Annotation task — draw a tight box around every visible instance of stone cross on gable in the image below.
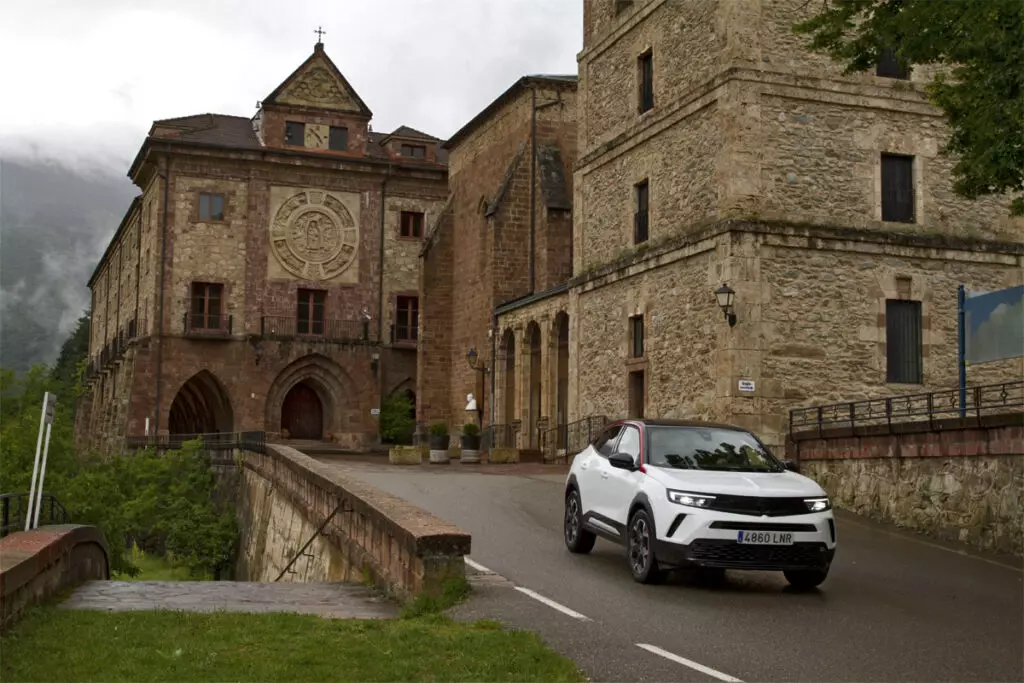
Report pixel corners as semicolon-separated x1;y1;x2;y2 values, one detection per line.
314;26;326;43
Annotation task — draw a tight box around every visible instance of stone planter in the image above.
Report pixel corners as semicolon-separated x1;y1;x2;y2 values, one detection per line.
489;447;519;464
388;445;422;465
428;434;450;464
460;434;481;464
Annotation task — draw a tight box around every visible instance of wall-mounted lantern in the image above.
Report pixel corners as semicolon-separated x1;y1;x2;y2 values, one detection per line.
370;351;380;375
466;347;489;374
715;283;737;327
360;307;372;341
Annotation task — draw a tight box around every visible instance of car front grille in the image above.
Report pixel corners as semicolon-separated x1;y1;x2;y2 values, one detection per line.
706;495;809;517
709;521;817;532
688;539;831;569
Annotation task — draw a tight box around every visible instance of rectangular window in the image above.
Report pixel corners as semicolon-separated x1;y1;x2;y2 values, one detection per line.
400;211;424;239
876;46;910;79
395;295;419;342
285;121;305;146
886;299;923;384
329;126;348;151
634;179;649;244
198;193;225;221
628;370;645;419
629;314;644;358
638;50;654;113
881;154;915;223
297;289;326;335
190;282;223;330
400;144;426;159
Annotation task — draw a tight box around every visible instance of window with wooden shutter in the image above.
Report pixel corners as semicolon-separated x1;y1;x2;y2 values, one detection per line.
400;211;424;239
297;289;326;335
395;295;419;342
886;299;923;383
881;154;915;223
190;282;223;330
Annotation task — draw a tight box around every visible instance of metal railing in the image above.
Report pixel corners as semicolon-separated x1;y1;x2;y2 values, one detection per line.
184;312;233;337
789;381;1023;439
260;315;375;343
125;430;266;453
538;415;609;461
1;493;68;538
484;423;520;450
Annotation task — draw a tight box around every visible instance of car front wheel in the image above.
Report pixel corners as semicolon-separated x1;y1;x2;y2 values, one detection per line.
564;490;596;554
783;568;829;590
627;508;663;584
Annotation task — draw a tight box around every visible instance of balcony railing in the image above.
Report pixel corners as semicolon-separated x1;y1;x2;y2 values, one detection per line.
789;381;1024;439
260;315;375;343
184;312;233;337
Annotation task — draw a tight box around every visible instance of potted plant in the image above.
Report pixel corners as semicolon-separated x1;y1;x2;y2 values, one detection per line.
427;422;450;464
460;423;481;464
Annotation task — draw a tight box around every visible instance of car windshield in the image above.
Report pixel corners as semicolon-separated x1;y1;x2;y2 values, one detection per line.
646;426;783;472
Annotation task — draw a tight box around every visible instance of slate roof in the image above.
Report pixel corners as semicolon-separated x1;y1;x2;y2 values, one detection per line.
387;125;438;141
150;114;261;149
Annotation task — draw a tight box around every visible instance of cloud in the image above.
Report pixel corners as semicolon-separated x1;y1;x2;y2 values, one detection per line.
0;0;582;174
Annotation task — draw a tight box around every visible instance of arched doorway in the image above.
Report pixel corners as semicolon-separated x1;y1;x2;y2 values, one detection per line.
168;370;234;435
554;312;569;450
502;329;516;431
282;381;324;440
527;321;542;448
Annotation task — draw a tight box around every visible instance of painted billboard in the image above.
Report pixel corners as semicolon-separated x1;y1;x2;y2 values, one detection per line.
964;285;1024;364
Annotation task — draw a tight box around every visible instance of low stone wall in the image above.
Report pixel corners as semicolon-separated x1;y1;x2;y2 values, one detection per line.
791;417;1023;556
0;525;110;631
235;444;471;599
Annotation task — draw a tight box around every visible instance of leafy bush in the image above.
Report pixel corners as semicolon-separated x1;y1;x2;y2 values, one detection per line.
462;423;480;437
428;422;449;437
379;392;415;445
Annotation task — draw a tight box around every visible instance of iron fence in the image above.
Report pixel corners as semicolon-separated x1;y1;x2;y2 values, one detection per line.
540;415;607;461
1;493;68;538
789;380;1023;439
260;315;375;343
125;430;267;453
484;423;520;451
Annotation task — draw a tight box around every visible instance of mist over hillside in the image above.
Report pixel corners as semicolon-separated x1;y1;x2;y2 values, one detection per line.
0;158;137;372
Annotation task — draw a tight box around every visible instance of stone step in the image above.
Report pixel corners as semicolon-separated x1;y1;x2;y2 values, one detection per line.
59;580;399;619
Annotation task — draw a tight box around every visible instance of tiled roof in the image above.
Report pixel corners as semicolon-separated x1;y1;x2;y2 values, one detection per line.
150;114;261;149
388;125;438;141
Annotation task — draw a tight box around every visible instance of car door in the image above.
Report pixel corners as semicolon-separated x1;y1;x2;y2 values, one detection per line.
600;424;643;529
577;424;622;522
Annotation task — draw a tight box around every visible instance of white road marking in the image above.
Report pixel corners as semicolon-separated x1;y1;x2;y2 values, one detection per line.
464;557;493;573
636;643;743;682
514;586;592;621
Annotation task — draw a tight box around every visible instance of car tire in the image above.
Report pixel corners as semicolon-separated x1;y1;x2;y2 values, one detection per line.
564;490;596;554
627;508;663;584
783;568;829;590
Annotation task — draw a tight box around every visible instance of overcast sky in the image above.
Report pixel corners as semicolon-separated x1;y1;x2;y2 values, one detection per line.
0;0;582;176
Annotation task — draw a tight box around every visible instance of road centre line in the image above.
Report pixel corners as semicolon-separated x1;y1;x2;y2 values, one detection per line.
513;586;592;622
636;643;743;682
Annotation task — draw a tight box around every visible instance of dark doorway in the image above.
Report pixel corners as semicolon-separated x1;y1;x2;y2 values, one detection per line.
282;381;324;440
527;322;542;448
628;370;645;419
555;313;569;450
168;370;233;435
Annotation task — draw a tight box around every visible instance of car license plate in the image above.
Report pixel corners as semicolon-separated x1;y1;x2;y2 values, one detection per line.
737;530;793;545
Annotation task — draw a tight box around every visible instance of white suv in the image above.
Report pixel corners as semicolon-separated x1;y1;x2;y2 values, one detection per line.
563;419;836;589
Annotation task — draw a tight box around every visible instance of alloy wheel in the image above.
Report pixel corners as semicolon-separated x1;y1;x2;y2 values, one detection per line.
565;495;580;544
629;516;650;574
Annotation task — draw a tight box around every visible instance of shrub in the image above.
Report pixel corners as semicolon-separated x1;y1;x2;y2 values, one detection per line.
379;392;415;445
428;422;449;437
462;423;480;436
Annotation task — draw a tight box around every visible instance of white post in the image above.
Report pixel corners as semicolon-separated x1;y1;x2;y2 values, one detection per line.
24;392;51;532
31;420;54;529
145;417;150;437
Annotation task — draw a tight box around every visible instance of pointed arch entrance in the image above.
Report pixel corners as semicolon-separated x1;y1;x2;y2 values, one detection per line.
168;370;234;435
282;381;324;439
554;312;569;450
502;329;516;427
526;321;542;448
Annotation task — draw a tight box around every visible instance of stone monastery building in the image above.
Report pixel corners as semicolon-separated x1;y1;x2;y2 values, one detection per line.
80;0;1023;457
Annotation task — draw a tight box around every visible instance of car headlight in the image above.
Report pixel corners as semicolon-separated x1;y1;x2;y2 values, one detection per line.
804;497;831;512
667;490;716;508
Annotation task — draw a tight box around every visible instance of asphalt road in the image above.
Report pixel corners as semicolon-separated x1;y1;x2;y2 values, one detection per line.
318;459;1024;683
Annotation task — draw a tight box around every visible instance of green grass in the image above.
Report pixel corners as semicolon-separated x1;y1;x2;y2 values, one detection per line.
116;544;211;582
400;576;472;618
1;608;586;682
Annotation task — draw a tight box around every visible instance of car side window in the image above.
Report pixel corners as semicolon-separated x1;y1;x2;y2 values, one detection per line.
593;425;622;458
616;426;641;464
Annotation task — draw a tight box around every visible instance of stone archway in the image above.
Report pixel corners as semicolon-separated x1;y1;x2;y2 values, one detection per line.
502;329;516;427
554;312;569;450
526;321;542;448
266;354;352;441
168;370;234;435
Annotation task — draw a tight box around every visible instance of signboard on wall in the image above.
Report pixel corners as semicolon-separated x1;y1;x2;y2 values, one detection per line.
964;285;1024;364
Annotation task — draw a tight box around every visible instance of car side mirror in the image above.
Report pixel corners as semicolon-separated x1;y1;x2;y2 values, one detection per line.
608;452;637;471
782;460;800;473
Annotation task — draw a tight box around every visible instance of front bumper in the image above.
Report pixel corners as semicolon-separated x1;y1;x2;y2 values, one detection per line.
651;506;837;571
654;538;835;571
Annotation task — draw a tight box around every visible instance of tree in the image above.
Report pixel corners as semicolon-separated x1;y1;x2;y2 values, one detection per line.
794;0;1024;215
51;310;90;391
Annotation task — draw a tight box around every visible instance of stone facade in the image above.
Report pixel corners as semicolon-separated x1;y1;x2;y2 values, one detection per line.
78;42;447;452
417;76;577;434
482;0;1023;457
